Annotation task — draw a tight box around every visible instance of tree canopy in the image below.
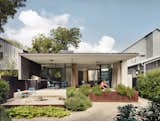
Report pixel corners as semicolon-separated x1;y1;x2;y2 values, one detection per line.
29;27;81;53
0;0;26;32
28;34;55;53
51;27;81;50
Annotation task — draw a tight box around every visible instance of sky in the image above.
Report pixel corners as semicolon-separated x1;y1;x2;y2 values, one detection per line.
1;0;160;52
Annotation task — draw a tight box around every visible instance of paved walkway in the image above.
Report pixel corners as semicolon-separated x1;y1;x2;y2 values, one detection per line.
12;98;149;121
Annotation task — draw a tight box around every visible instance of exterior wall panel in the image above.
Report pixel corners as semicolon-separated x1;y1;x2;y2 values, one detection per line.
123;37;147;66
153;30;160;56
146;33;153;58
0;38;23;70
20;57;41;80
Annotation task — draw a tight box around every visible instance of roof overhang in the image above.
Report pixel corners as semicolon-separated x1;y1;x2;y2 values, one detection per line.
19;53;138;65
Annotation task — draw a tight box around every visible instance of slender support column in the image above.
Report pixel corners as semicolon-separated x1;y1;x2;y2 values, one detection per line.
83;68;88;82
18;55;22;80
62;64;66;81
99;64;102;81
72;63;78;87
143;63;146;76
112;62;121;88
120;61;128;87
65;65;72;86
112;61;129;88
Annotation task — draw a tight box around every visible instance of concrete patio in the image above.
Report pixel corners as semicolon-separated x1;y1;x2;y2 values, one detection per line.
2;89;66;107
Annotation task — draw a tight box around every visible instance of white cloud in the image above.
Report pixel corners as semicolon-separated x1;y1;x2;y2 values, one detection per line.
2;9;116;53
69;36;116;53
3;10;70;46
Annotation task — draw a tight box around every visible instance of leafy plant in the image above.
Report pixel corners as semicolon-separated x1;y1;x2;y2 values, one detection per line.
0;70;18;77
116;84;134;98
137;69;160;101
115;104;137;121
66;86;77;98
138;102;160;121
7;106;70;119
91;84;103;96
0;106;11;121
115;102;160;121
0;79;9;103
116;84;127;95
79;84;91;96
65;92;92;111
65;86;92;111
105;87;111;93
126;87;134;98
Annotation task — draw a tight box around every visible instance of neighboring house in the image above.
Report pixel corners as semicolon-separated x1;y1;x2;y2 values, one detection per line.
0;37;24;70
123;28;160;85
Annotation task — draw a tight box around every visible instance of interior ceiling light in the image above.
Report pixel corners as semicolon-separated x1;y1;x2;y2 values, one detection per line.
49;59;54;62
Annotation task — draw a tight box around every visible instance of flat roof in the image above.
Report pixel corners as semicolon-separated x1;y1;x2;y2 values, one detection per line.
19;53;138;65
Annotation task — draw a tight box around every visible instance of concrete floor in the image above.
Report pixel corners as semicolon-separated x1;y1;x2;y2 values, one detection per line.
3;89;66;107
12;98;149;121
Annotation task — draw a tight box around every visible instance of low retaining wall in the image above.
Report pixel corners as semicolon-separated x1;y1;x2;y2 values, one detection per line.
89;91;138;102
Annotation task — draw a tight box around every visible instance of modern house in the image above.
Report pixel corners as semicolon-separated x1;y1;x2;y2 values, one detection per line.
18;52;137;88
0;37;24;71
123;28;160;86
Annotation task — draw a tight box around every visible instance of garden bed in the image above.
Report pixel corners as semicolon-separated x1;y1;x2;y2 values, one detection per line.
89;91;138;102
7;106;70;119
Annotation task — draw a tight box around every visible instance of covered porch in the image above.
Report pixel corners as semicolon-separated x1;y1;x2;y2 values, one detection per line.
18;53;137;89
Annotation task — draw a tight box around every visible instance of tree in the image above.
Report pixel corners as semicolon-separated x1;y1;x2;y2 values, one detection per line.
29;34;55;53
29;27;81;53
50;27;81;50
0;0;26;32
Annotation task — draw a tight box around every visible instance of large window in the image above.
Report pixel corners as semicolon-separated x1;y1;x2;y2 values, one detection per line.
146;60;159;71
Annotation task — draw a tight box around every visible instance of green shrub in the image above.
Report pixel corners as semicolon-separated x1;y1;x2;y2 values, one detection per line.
0;79;9;103
138;102;160;121
66;87;77;98
0;70;18;77
91;84;103;96
65;86;92;111
116;84;127;95
105;87;111;93
116;102;160;121
115;104;137;121
116;84;134;98
126;87;134;98
137;69;160;101
7;106;70;119
79;84;91;96
0;106;11;121
65;92;92;111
